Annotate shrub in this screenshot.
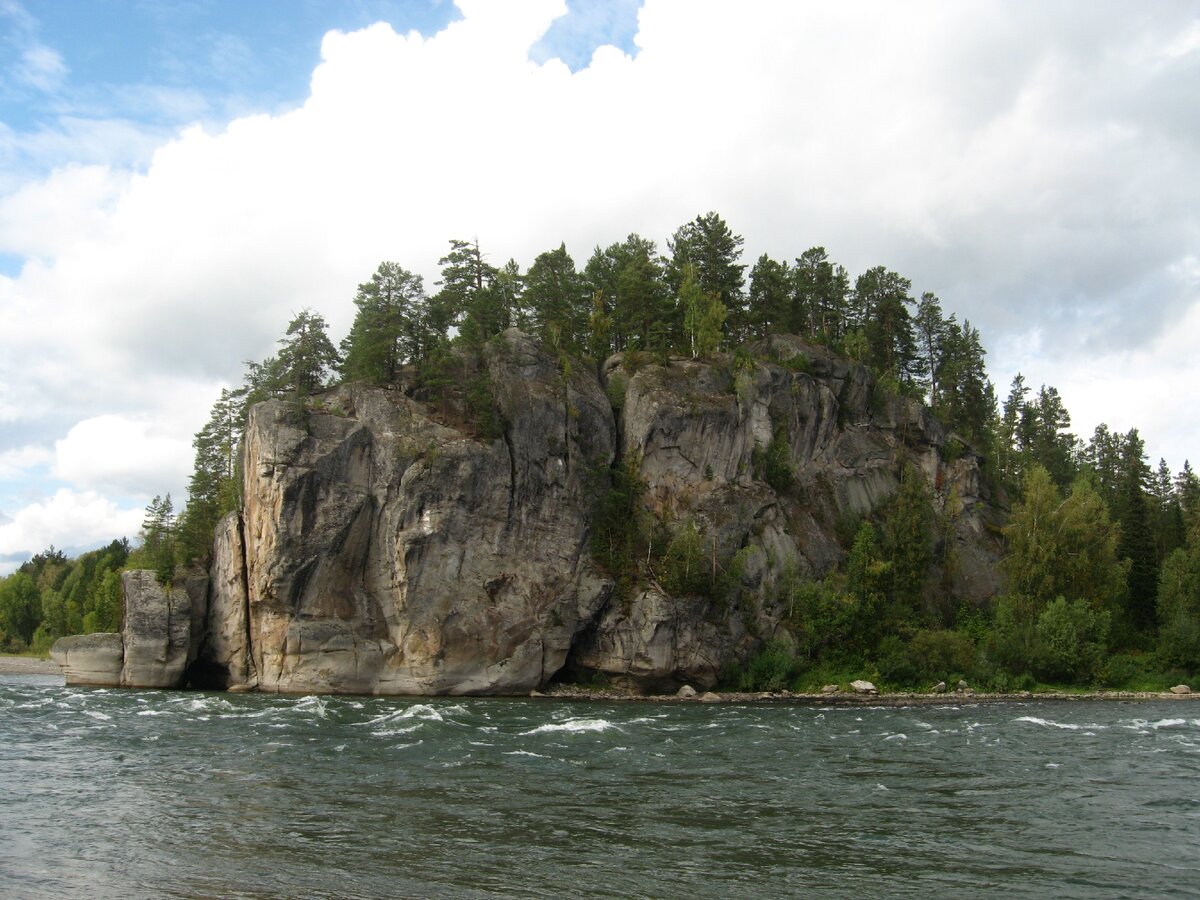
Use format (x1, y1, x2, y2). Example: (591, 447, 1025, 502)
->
(1033, 597, 1110, 683)
(907, 628, 976, 681)
(740, 640, 798, 692)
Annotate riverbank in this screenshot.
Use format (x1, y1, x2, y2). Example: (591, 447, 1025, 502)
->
(537, 683, 1200, 705)
(9, 654, 1196, 704)
(0, 655, 60, 675)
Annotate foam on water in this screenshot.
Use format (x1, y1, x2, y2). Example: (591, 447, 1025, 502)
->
(522, 717, 620, 735)
(1014, 716, 1107, 731)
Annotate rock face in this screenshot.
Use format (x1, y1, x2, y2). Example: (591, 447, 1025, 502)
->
(120, 569, 208, 688)
(218, 330, 616, 695)
(55, 329, 1004, 695)
(50, 633, 124, 686)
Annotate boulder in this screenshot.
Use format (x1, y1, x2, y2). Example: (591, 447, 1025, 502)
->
(50, 633, 123, 686)
(676, 684, 697, 698)
(851, 679, 877, 695)
(1170, 684, 1192, 695)
(120, 570, 205, 689)
(699, 691, 723, 703)
(821, 684, 839, 695)
(932, 681, 947, 693)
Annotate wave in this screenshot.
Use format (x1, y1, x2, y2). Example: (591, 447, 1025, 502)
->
(1015, 716, 1107, 731)
(522, 718, 621, 735)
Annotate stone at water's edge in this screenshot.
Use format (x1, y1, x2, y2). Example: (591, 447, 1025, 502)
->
(852, 680, 878, 695)
(1171, 684, 1192, 695)
(50, 633, 123, 686)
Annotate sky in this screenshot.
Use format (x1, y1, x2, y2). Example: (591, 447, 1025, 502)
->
(0, 0, 1197, 573)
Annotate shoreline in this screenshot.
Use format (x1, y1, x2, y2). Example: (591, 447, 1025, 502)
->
(6, 655, 1194, 704)
(0, 656, 61, 675)
(533, 684, 1199, 705)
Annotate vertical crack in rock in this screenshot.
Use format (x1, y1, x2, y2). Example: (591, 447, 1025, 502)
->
(237, 511, 257, 683)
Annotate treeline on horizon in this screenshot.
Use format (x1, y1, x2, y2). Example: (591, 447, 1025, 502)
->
(3, 211, 1199, 693)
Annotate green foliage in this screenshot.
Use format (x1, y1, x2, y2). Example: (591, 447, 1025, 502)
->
(589, 457, 652, 603)
(754, 425, 794, 494)
(882, 464, 933, 619)
(340, 262, 431, 382)
(1157, 528, 1200, 669)
(1002, 467, 1127, 616)
(464, 370, 504, 441)
(1033, 597, 1110, 683)
(0, 572, 40, 646)
(739, 640, 798, 691)
(604, 373, 628, 411)
(907, 629, 976, 681)
(657, 519, 712, 597)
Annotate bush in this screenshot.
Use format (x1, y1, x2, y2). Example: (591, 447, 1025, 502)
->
(1033, 597, 1110, 684)
(907, 628, 976, 681)
(740, 640, 798, 692)
(875, 635, 918, 687)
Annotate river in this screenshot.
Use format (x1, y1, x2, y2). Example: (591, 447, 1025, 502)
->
(2, 673, 1198, 898)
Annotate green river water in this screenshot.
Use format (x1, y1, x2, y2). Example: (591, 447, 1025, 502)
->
(2, 673, 1199, 898)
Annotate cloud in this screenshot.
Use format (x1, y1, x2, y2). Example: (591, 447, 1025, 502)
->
(0, 0, 1197, 562)
(0, 443, 52, 479)
(15, 43, 67, 92)
(52, 415, 193, 497)
(0, 488, 143, 572)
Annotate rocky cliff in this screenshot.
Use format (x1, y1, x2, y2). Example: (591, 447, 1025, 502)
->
(55, 329, 1003, 693)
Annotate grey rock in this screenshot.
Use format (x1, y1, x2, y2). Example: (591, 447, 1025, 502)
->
(190, 330, 1003, 696)
(956, 679, 970, 692)
(192, 512, 256, 689)
(821, 684, 839, 695)
(1171, 684, 1192, 695)
(224, 330, 616, 695)
(50, 633, 123, 686)
(699, 691, 723, 703)
(120, 570, 206, 688)
(676, 684, 697, 698)
(851, 679, 877, 695)
(932, 681, 947, 693)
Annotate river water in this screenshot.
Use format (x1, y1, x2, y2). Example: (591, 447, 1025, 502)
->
(2, 674, 1199, 898)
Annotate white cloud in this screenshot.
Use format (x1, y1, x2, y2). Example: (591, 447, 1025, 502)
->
(0, 0, 1197, 556)
(0, 443, 52, 479)
(16, 43, 67, 92)
(52, 415, 193, 497)
(0, 489, 143, 571)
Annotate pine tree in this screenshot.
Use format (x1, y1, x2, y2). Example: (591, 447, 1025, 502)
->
(746, 253, 791, 340)
(340, 262, 428, 383)
(525, 243, 588, 353)
(666, 212, 746, 343)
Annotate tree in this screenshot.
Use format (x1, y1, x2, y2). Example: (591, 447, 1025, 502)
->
(666, 212, 746, 342)
(1115, 429, 1158, 632)
(435, 238, 505, 348)
(340, 262, 428, 383)
(1157, 524, 1200, 668)
(679, 262, 726, 358)
(1002, 467, 1127, 614)
(0, 572, 40, 646)
(913, 292, 948, 407)
(277, 309, 339, 399)
(746, 253, 791, 340)
(883, 465, 933, 621)
(139, 494, 177, 584)
(853, 266, 917, 382)
(795, 247, 849, 341)
(525, 243, 588, 354)
(178, 387, 246, 562)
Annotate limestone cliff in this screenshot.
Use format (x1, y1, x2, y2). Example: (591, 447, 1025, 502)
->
(56, 329, 1003, 693)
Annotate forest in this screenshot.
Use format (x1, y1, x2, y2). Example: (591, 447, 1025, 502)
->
(3, 211, 1198, 692)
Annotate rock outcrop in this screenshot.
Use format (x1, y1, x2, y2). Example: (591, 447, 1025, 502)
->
(50, 633, 124, 686)
(55, 329, 1004, 695)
